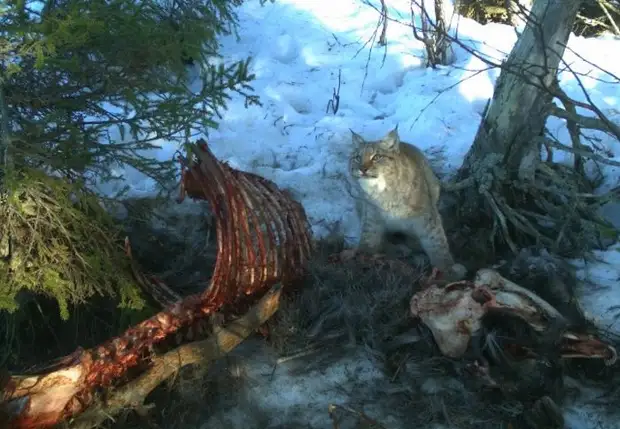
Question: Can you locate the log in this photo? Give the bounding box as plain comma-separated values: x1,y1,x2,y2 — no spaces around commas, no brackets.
67,284,283,429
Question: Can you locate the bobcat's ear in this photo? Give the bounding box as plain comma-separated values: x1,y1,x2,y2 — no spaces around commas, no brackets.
350,129,365,146
381,125,400,151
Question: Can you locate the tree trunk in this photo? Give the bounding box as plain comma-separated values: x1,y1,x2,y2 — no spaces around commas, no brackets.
434,0,456,65
459,0,582,177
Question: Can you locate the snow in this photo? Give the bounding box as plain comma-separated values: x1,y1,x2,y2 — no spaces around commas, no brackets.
573,244,620,336
202,342,403,428
94,0,620,427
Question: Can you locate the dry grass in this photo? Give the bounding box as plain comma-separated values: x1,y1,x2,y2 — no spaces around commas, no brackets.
49,195,620,429
262,239,528,429
261,240,620,429
267,238,425,359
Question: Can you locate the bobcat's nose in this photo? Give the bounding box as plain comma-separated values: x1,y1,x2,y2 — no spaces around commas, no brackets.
359,163,371,175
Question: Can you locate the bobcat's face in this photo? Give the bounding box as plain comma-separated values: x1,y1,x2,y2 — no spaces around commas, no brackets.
349,129,400,181
350,146,391,179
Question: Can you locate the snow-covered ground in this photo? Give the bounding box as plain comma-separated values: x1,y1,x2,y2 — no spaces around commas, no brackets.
98,0,620,427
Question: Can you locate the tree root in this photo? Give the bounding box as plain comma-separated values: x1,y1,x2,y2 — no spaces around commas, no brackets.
446,153,618,260
65,284,283,429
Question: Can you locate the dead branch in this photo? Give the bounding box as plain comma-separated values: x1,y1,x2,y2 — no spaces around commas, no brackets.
597,0,620,35
66,284,283,429
358,0,390,92
548,101,620,141
328,403,388,429
551,54,620,145
538,136,620,168
410,0,454,67
326,69,342,115
378,0,388,46
550,78,586,173
366,0,620,156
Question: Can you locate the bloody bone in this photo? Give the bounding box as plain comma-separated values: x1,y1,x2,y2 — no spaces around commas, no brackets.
179,139,313,302
410,268,617,366
0,139,313,428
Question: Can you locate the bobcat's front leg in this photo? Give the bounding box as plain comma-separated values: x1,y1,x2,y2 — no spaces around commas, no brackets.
405,209,466,281
338,203,386,262
357,203,386,254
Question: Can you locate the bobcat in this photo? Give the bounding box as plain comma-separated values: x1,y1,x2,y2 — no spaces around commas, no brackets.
347,126,466,281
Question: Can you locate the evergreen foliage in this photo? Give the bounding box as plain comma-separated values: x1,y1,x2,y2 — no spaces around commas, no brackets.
2,0,258,186
0,169,143,320
0,0,259,318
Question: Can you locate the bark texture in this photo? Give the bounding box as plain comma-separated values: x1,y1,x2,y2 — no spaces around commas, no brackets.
460,0,582,177
434,0,455,65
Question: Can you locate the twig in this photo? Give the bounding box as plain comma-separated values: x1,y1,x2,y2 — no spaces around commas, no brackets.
550,78,585,172
597,0,620,35
328,403,388,429
576,13,615,34
557,57,620,142
276,345,325,365
378,0,388,46
357,0,389,92
482,189,518,254
554,200,578,253
548,104,620,141
326,69,342,115
411,0,439,67
67,284,283,429
442,176,475,192
537,136,620,167
409,66,494,131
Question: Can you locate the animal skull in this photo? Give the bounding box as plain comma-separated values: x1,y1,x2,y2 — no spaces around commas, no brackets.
410,268,617,366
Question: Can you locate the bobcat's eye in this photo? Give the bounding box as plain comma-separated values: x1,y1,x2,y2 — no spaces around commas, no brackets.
371,154,384,162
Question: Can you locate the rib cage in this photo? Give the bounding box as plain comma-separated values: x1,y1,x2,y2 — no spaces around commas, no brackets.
0,139,313,428
180,139,313,305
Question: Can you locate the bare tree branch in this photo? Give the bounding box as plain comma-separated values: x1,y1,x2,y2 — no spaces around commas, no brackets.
378,0,388,45
410,0,454,67
549,104,620,139
597,0,620,35
362,0,620,169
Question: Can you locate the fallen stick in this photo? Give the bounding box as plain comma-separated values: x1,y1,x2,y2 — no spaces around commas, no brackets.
67,284,283,429
328,403,388,429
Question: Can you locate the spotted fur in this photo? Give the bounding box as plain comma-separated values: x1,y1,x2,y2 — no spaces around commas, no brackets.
348,126,465,281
